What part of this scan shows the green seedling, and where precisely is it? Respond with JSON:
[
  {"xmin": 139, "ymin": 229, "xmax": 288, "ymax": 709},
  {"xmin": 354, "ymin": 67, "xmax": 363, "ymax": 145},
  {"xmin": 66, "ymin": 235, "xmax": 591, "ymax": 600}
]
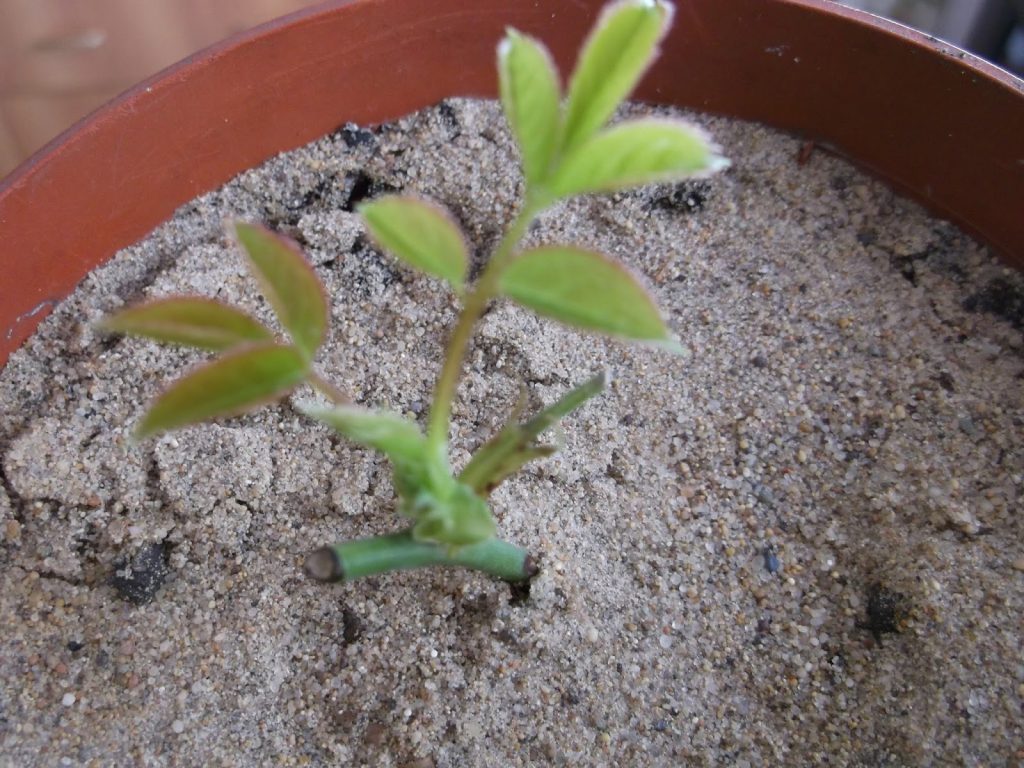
[{"xmin": 101, "ymin": 0, "xmax": 726, "ymax": 586}]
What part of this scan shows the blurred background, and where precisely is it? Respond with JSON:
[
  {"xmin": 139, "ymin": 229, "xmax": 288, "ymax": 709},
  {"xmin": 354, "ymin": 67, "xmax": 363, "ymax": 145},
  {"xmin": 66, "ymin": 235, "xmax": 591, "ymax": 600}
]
[{"xmin": 1, "ymin": 0, "xmax": 1022, "ymax": 180}]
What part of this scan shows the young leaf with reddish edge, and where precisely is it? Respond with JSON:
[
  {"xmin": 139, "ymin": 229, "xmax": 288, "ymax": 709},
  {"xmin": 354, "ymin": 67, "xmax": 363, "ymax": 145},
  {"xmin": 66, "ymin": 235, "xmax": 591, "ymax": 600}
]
[
  {"xmin": 100, "ymin": 297, "xmax": 273, "ymax": 351},
  {"xmin": 233, "ymin": 221, "xmax": 328, "ymax": 361},
  {"xmin": 561, "ymin": 0, "xmax": 674, "ymax": 153},
  {"xmin": 498, "ymin": 29, "xmax": 562, "ymax": 188},
  {"xmin": 359, "ymin": 196, "xmax": 468, "ymax": 291},
  {"xmin": 135, "ymin": 343, "xmax": 308, "ymax": 439},
  {"xmin": 550, "ymin": 119, "xmax": 727, "ymax": 198},
  {"xmin": 500, "ymin": 246, "xmax": 675, "ymax": 344}
]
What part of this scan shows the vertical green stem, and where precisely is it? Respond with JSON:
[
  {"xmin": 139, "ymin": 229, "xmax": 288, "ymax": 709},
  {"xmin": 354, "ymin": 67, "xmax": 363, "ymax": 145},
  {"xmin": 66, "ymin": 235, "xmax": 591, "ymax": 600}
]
[
  {"xmin": 426, "ymin": 201, "xmax": 542, "ymax": 447},
  {"xmin": 308, "ymin": 370, "xmax": 350, "ymax": 404}
]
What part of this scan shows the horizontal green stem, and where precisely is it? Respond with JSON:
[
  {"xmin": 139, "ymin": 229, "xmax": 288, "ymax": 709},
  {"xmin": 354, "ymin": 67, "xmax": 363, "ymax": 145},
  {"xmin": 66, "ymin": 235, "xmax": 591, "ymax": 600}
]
[{"xmin": 305, "ymin": 528, "xmax": 538, "ymax": 583}]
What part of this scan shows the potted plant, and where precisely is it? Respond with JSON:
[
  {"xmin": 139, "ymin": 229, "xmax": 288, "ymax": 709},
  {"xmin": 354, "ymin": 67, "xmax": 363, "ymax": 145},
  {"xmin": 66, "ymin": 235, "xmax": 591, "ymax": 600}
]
[{"xmin": 1, "ymin": 1, "xmax": 1021, "ymax": 765}]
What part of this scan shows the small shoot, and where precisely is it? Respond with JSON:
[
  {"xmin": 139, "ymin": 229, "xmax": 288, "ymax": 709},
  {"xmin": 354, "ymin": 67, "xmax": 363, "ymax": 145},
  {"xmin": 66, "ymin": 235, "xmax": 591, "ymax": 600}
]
[
  {"xmin": 460, "ymin": 371, "xmax": 608, "ymax": 496},
  {"xmin": 103, "ymin": 222, "xmax": 334, "ymax": 440},
  {"xmin": 299, "ymin": 402, "xmax": 498, "ymax": 548},
  {"xmin": 101, "ymin": 0, "xmax": 726, "ymax": 588}
]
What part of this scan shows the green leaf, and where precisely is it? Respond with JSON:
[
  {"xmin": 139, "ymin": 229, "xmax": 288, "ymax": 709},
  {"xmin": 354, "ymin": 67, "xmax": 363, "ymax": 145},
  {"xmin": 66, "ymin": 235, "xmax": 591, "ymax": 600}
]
[
  {"xmin": 562, "ymin": 0, "xmax": 674, "ymax": 152},
  {"xmin": 412, "ymin": 483, "xmax": 496, "ymax": 547},
  {"xmin": 299, "ymin": 404, "xmax": 427, "ymax": 467},
  {"xmin": 359, "ymin": 196, "xmax": 468, "ymax": 291},
  {"xmin": 100, "ymin": 297, "xmax": 273, "ymax": 351},
  {"xmin": 500, "ymin": 246, "xmax": 672, "ymax": 342},
  {"xmin": 460, "ymin": 372, "xmax": 607, "ymax": 494},
  {"xmin": 233, "ymin": 221, "xmax": 328, "ymax": 361},
  {"xmin": 135, "ymin": 343, "xmax": 308, "ymax": 439},
  {"xmin": 300, "ymin": 403, "xmax": 435, "ymax": 505},
  {"xmin": 498, "ymin": 28, "xmax": 562, "ymax": 187},
  {"xmin": 549, "ymin": 119, "xmax": 726, "ymax": 198}
]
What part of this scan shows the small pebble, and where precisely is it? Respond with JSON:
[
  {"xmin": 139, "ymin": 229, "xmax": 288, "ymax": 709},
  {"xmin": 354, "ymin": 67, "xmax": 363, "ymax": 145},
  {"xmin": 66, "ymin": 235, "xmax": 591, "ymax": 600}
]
[
  {"xmin": 4, "ymin": 519, "xmax": 21, "ymax": 543},
  {"xmin": 172, "ymin": 719, "xmax": 186, "ymax": 735},
  {"xmin": 61, "ymin": 693, "xmax": 76, "ymax": 707},
  {"xmin": 110, "ymin": 543, "xmax": 170, "ymax": 605},
  {"xmin": 364, "ymin": 722, "xmax": 387, "ymax": 745}
]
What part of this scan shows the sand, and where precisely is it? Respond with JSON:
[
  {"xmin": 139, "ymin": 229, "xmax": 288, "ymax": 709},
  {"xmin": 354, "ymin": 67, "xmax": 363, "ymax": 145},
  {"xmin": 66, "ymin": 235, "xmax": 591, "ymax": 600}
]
[{"xmin": 1, "ymin": 98, "xmax": 1022, "ymax": 767}]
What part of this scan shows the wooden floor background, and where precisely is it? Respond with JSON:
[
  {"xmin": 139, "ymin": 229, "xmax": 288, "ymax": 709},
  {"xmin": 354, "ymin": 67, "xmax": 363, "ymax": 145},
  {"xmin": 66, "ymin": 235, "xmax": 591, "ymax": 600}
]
[{"xmin": 0, "ymin": 0, "xmax": 321, "ymax": 179}]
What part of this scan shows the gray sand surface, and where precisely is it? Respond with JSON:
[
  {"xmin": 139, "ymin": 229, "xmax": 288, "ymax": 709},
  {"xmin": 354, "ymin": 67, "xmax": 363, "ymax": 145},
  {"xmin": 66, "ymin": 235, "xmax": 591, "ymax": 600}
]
[{"xmin": 1, "ymin": 99, "xmax": 1022, "ymax": 767}]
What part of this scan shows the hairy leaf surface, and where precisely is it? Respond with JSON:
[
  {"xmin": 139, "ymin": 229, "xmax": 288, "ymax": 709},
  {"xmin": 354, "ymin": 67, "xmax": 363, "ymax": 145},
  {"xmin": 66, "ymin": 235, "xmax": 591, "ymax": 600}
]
[
  {"xmin": 301, "ymin": 404, "xmax": 427, "ymax": 466},
  {"xmin": 500, "ymin": 246, "xmax": 672, "ymax": 342},
  {"xmin": 498, "ymin": 29, "xmax": 562, "ymax": 187},
  {"xmin": 550, "ymin": 119, "xmax": 725, "ymax": 197},
  {"xmin": 360, "ymin": 196, "xmax": 468, "ymax": 291},
  {"xmin": 562, "ymin": 0, "xmax": 673, "ymax": 152}
]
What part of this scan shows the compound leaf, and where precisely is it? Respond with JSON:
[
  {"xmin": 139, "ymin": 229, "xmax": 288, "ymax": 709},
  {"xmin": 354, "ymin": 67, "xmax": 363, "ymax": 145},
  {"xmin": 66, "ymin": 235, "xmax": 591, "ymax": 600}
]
[
  {"xmin": 360, "ymin": 196, "xmax": 468, "ymax": 291},
  {"xmin": 136, "ymin": 342, "xmax": 307, "ymax": 439},
  {"xmin": 500, "ymin": 246, "xmax": 673, "ymax": 343},
  {"xmin": 100, "ymin": 297, "xmax": 273, "ymax": 351},
  {"xmin": 233, "ymin": 221, "xmax": 328, "ymax": 361},
  {"xmin": 498, "ymin": 29, "xmax": 562, "ymax": 187},
  {"xmin": 562, "ymin": 0, "xmax": 673, "ymax": 152}
]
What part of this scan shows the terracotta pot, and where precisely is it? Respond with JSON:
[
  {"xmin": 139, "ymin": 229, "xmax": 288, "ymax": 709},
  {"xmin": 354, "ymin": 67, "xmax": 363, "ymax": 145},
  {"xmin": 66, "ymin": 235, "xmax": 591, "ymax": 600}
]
[{"xmin": 1, "ymin": 0, "xmax": 1022, "ymax": 369}]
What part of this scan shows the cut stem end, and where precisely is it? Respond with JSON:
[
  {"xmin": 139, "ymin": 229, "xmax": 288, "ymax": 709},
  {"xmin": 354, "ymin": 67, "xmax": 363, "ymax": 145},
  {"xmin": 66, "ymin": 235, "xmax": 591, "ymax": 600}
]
[{"xmin": 304, "ymin": 546, "xmax": 344, "ymax": 582}]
